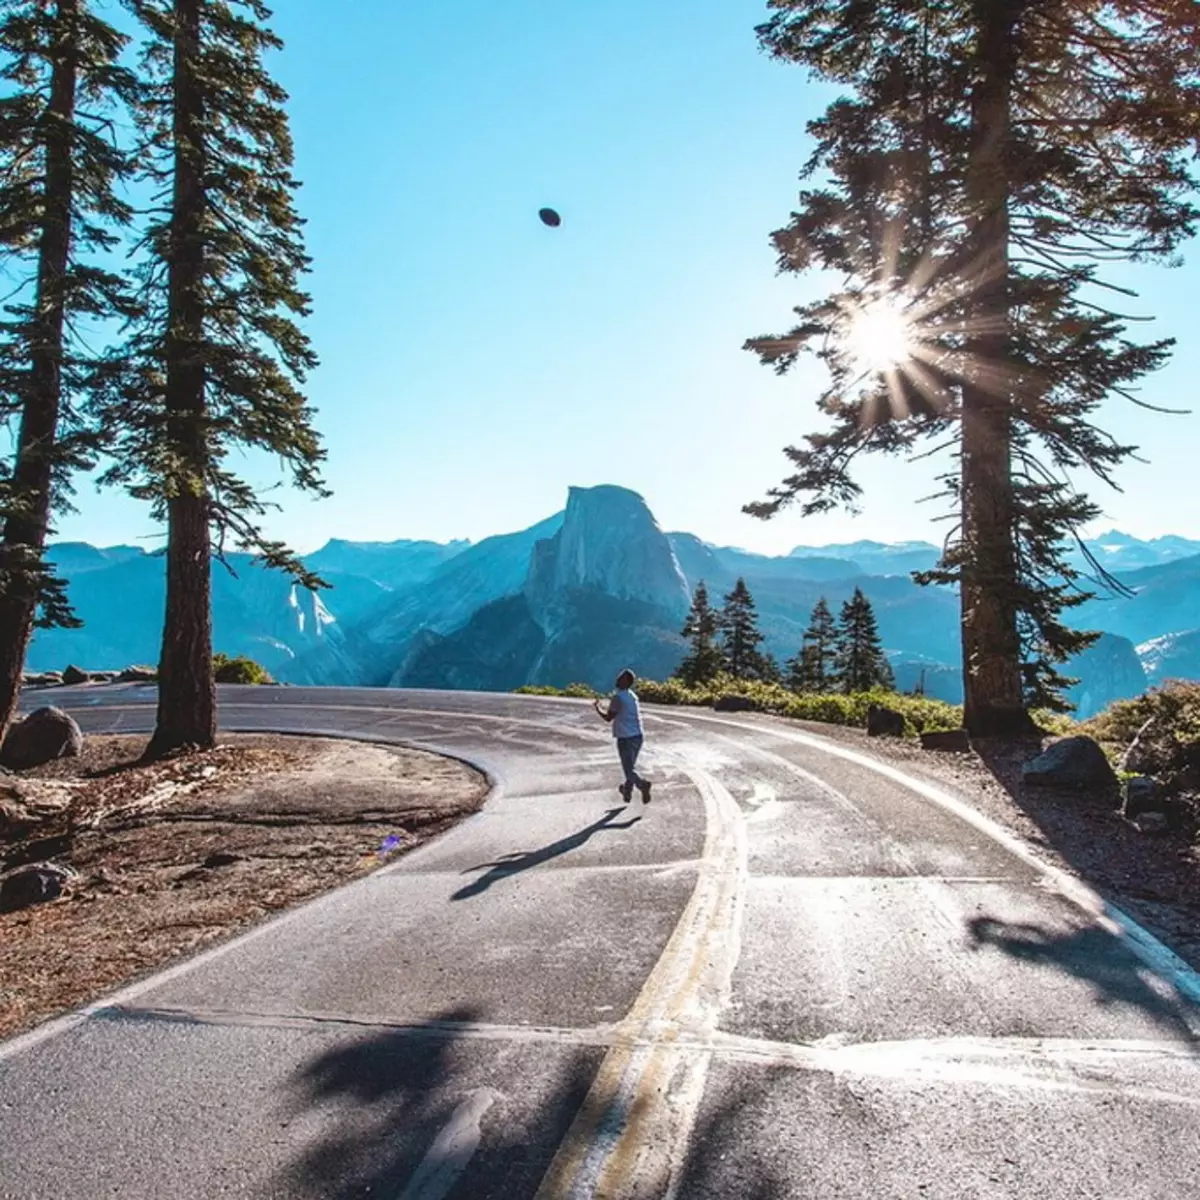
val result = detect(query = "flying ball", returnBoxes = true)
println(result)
[538,207,562,228]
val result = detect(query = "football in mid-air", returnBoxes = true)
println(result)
[538,207,562,227]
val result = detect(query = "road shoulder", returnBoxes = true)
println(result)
[1,733,488,1040]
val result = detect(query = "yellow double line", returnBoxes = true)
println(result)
[534,764,746,1199]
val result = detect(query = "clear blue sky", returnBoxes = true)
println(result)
[56,0,1200,554]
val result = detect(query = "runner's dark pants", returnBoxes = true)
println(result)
[617,735,645,787]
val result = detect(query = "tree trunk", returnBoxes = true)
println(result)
[0,0,79,739]
[147,0,215,757]
[959,0,1037,739]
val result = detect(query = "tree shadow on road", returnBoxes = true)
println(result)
[451,807,642,900]
[671,1072,792,1199]
[967,914,1200,1044]
[277,1006,599,1198]
[968,737,1200,987]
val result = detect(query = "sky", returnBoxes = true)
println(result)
[52,0,1200,555]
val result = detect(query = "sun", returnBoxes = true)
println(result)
[844,296,915,376]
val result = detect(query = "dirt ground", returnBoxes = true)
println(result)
[766,715,1200,972]
[0,735,488,1040]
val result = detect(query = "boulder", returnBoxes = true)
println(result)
[1122,776,1185,833]
[1122,774,1160,821]
[713,694,760,713]
[920,729,972,753]
[1,707,84,770]
[0,861,77,912]
[117,665,157,683]
[202,850,242,869]
[1022,735,1118,791]
[61,664,89,685]
[866,704,906,737]
[1132,812,1170,837]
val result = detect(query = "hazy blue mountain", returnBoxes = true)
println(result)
[789,539,942,576]
[1138,629,1200,687]
[1063,633,1147,719]
[26,495,1200,711]
[287,512,565,685]
[305,537,468,589]
[46,542,151,575]
[27,550,358,679]
[1074,553,1200,646]
[395,487,690,690]
[1071,531,1200,575]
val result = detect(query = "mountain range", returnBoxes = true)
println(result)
[26,486,1200,718]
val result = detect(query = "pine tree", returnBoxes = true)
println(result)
[834,588,894,694]
[0,0,137,738]
[101,0,326,757]
[676,580,723,686]
[787,597,837,692]
[744,2,1200,733]
[719,577,767,680]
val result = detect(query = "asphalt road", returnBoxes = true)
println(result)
[3,685,1200,1199]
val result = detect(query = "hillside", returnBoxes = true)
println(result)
[25,493,1200,714]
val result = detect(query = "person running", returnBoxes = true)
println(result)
[594,668,652,804]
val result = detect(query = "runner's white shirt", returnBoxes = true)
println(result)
[610,687,643,738]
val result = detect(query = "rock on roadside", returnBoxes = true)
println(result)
[1,707,84,770]
[1022,735,1118,792]
[0,861,77,912]
[866,704,906,737]
[920,729,972,753]
[1122,774,1184,834]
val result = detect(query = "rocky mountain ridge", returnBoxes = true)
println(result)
[27,489,1200,718]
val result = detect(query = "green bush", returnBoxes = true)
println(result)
[1083,680,1200,749]
[512,675,964,736]
[213,653,273,685]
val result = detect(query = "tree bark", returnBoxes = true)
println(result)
[147,0,215,757]
[959,0,1038,738]
[0,0,79,739]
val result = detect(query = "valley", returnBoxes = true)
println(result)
[27,486,1200,719]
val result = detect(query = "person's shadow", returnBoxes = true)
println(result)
[452,808,642,901]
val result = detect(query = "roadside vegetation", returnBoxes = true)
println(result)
[518,678,963,736]
[517,577,1086,737]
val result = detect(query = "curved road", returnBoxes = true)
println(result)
[3,685,1200,1199]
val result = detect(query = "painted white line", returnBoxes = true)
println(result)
[670,710,1200,1016]
[398,1087,501,1200]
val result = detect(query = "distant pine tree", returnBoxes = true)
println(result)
[0,0,138,739]
[834,588,893,693]
[676,580,723,686]
[787,597,837,693]
[719,577,767,680]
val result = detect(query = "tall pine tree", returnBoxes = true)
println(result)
[744,1,1200,734]
[787,597,837,692]
[719,577,767,680]
[834,588,893,693]
[0,0,137,738]
[676,580,723,686]
[102,0,326,757]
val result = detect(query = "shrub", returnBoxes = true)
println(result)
[511,676,964,735]
[213,653,273,685]
[561,682,601,699]
[1084,680,1200,749]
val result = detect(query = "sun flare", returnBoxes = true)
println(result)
[845,297,915,375]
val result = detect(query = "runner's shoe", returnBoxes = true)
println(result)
[620,782,633,804]
[638,779,652,804]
